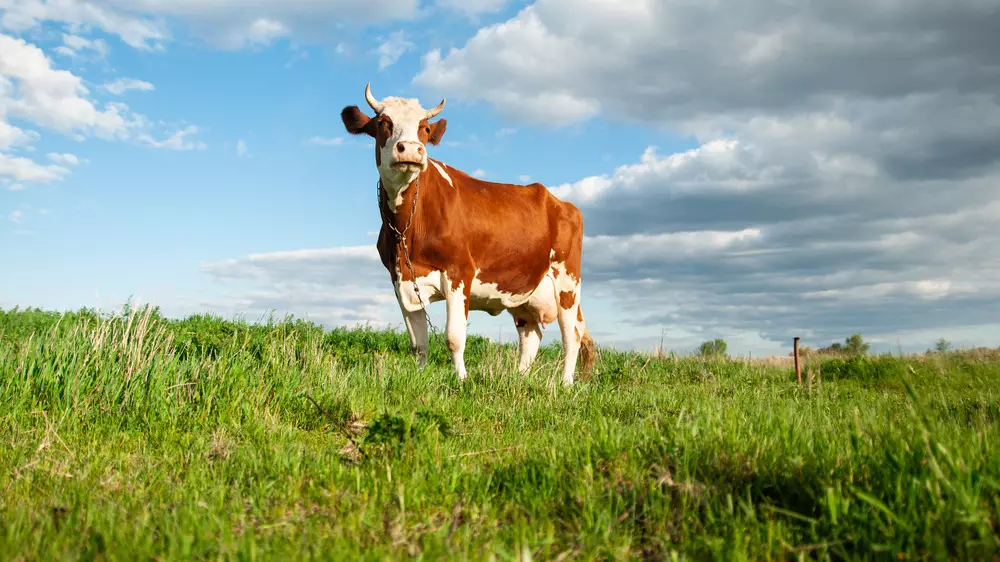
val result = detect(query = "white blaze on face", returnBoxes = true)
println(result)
[376,97,431,194]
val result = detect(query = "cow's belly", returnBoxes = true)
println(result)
[395,268,558,326]
[471,272,559,326]
[468,275,536,313]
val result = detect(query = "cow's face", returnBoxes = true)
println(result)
[342,83,447,193]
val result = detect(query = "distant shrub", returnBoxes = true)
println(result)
[818,355,905,383]
[844,333,870,355]
[0,306,101,343]
[934,338,953,353]
[799,333,872,358]
[696,338,728,357]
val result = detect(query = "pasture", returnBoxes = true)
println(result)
[1,305,998,560]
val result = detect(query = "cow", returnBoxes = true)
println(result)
[341,83,595,386]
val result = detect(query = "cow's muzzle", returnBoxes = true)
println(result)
[390,140,426,173]
[391,161,424,173]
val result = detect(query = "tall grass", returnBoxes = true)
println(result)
[1,305,998,560]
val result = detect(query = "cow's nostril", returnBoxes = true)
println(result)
[417,146,424,155]
[396,142,405,153]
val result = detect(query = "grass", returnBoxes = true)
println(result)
[1,305,999,561]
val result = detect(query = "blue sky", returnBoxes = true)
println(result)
[3,0,1000,357]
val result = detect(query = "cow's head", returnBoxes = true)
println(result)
[341,83,447,195]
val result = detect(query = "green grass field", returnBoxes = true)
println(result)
[1,305,998,560]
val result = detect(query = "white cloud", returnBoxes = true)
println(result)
[0,153,70,183]
[549,139,775,204]
[518,174,530,182]
[496,127,516,136]
[0,1,168,50]
[376,30,414,70]
[47,152,87,165]
[0,0,434,51]
[209,17,289,50]
[472,168,486,178]
[236,139,247,156]
[549,175,611,204]
[0,34,137,138]
[284,49,309,68]
[553,134,1000,350]
[414,11,608,125]
[196,244,531,341]
[245,17,287,45]
[205,246,381,281]
[0,121,37,151]
[435,0,508,18]
[137,125,207,151]
[307,136,345,146]
[100,78,155,95]
[7,209,22,223]
[56,33,109,58]
[585,228,762,264]
[7,182,26,191]
[0,0,507,54]
[0,31,202,187]
[199,245,403,329]
[62,33,101,52]
[414,0,1000,132]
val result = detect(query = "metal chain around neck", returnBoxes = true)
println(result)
[378,177,437,335]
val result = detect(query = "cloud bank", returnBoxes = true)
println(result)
[0,0,511,50]
[399,1,1000,350]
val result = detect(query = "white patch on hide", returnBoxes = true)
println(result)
[395,270,445,312]
[430,159,453,187]
[468,267,561,328]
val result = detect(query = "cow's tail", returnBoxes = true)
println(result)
[577,307,597,378]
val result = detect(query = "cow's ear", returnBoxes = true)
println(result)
[426,118,447,145]
[342,106,376,138]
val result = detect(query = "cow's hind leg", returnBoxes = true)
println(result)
[555,300,582,386]
[514,317,542,374]
[554,277,585,386]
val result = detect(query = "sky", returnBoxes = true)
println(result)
[2,0,999,358]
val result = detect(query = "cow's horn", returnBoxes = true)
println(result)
[425,97,446,119]
[365,82,384,114]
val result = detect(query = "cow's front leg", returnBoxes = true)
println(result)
[403,308,429,366]
[514,317,542,374]
[396,290,428,366]
[444,275,472,381]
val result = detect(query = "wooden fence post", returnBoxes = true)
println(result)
[794,337,802,385]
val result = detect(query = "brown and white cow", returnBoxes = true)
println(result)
[341,83,595,385]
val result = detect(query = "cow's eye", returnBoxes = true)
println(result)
[425,127,431,134]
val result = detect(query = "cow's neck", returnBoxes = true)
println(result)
[378,169,422,212]
[378,171,425,237]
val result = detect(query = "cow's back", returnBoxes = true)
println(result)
[438,163,563,296]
